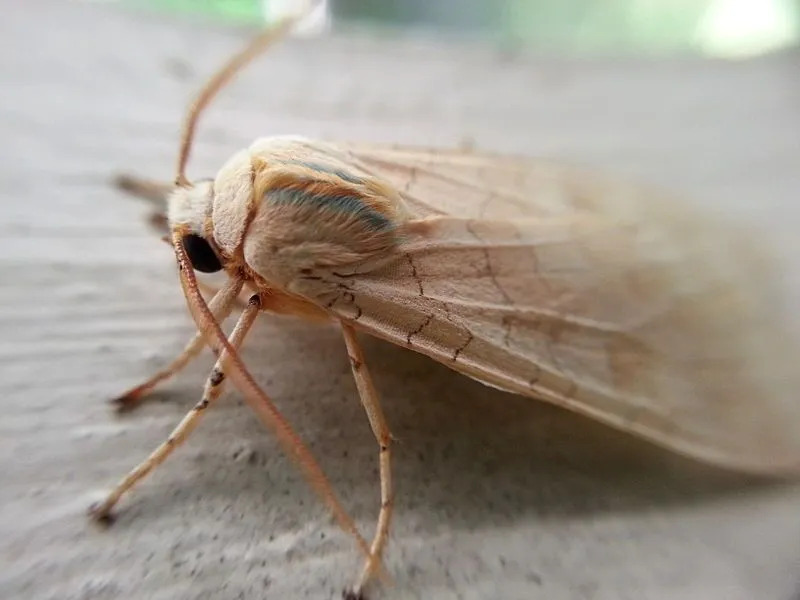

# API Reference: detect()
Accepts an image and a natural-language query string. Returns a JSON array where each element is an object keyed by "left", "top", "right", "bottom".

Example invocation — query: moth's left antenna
[{"left": 174, "top": 14, "right": 303, "bottom": 188}]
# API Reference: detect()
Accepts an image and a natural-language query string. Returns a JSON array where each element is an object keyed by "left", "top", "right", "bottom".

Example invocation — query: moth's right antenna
[{"left": 174, "top": 11, "right": 308, "bottom": 188}]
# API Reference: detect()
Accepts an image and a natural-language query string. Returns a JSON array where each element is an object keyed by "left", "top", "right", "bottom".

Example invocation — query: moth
[{"left": 91, "top": 10, "right": 800, "bottom": 600}]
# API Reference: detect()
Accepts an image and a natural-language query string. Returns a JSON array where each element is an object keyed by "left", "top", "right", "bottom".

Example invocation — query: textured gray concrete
[{"left": 1, "top": 2, "right": 799, "bottom": 599}]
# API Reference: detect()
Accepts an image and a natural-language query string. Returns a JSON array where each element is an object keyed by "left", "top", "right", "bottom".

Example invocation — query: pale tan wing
[
  {"left": 338, "top": 141, "right": 654, "bottom": 221},
  {"left": 292, "top": 146, "right": 800, "bottom": 475}
]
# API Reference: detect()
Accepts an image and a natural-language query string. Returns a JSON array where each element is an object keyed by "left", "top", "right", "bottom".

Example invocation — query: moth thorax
[{"left": 167, "top": 180, "right": 215, "bottom": 236}]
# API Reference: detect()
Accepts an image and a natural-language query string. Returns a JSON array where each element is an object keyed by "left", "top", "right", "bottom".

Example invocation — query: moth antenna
[
  {"left": 175, "top": 4, "right": 318, "bottom": 187},
  {"left": 171, "top": 232, "right": 373, "bottom": 563}
]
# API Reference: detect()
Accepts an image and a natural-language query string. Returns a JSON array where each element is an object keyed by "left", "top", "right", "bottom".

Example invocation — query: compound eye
[{"left": 182, "top": 233, "right": 222, "bottom": 273}]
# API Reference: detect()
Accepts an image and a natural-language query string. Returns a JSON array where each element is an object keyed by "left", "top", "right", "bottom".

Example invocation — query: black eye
[{"left": 182, "top": 234, "right": 222, "bottom": 273}]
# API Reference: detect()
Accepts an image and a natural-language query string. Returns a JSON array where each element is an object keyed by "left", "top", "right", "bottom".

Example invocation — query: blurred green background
[{"left": 131, "top": 0, "right": 799, "bottom": 57}]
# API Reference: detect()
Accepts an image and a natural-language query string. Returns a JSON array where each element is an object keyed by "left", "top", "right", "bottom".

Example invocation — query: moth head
[
  {"left": 166, "top": 15, "right": 291, "bottom": 277},
  {"left": 168, "top": 179, "right": 223, "bottom": 273}
]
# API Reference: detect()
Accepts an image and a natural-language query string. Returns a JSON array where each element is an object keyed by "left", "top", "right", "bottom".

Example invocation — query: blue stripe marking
[
  {"left": 266, "top": 186, "right": 394, "bottom": 232},
  {"left": 290, "top": 160, "right": 365, "bottom": 185}
]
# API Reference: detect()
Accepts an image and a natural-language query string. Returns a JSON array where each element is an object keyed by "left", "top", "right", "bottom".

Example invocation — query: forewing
[
  {"left": 294, "top": 145, "right": 800, "bottom": 474},
  {"left": 340, "top": 142, "right": 652, "bottom": 221}
]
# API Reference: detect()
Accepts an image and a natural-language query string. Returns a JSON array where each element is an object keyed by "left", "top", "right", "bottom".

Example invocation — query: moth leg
[
  {"left": 196, "top": 280, "right": 249, "bottom": 310},
  {"left": 90, "top": 294, "right": 259, "bottom": 522},
  {"left": 111, "top": 278, "right": 244, "bottom": 412},
  {"left": 110, "top": 332, "right": 205, "bottom": 413},
  {"left": 340, "top": 323, "right": 394, "bottom": 597}
]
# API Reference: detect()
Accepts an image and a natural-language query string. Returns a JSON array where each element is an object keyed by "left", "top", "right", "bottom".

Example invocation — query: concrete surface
[{"left": 1, "top": 2, "right": 799, "bottom": 599}]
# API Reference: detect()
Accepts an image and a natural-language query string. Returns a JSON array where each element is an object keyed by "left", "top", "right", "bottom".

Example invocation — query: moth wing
[
  {"left": 339, "top": 141, "right": 654, "bottom": 220},
  {"left": 293, "top": 145, "right": 800, "bottom": 475}
]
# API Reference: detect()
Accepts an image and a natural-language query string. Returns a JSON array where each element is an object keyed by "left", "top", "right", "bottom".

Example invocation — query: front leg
[
  {"left": 90, "top": 294, "right": 260, "bottom": 522},
  {"left": 111, "top": 277, "right": 244, "bottom": 412}
]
